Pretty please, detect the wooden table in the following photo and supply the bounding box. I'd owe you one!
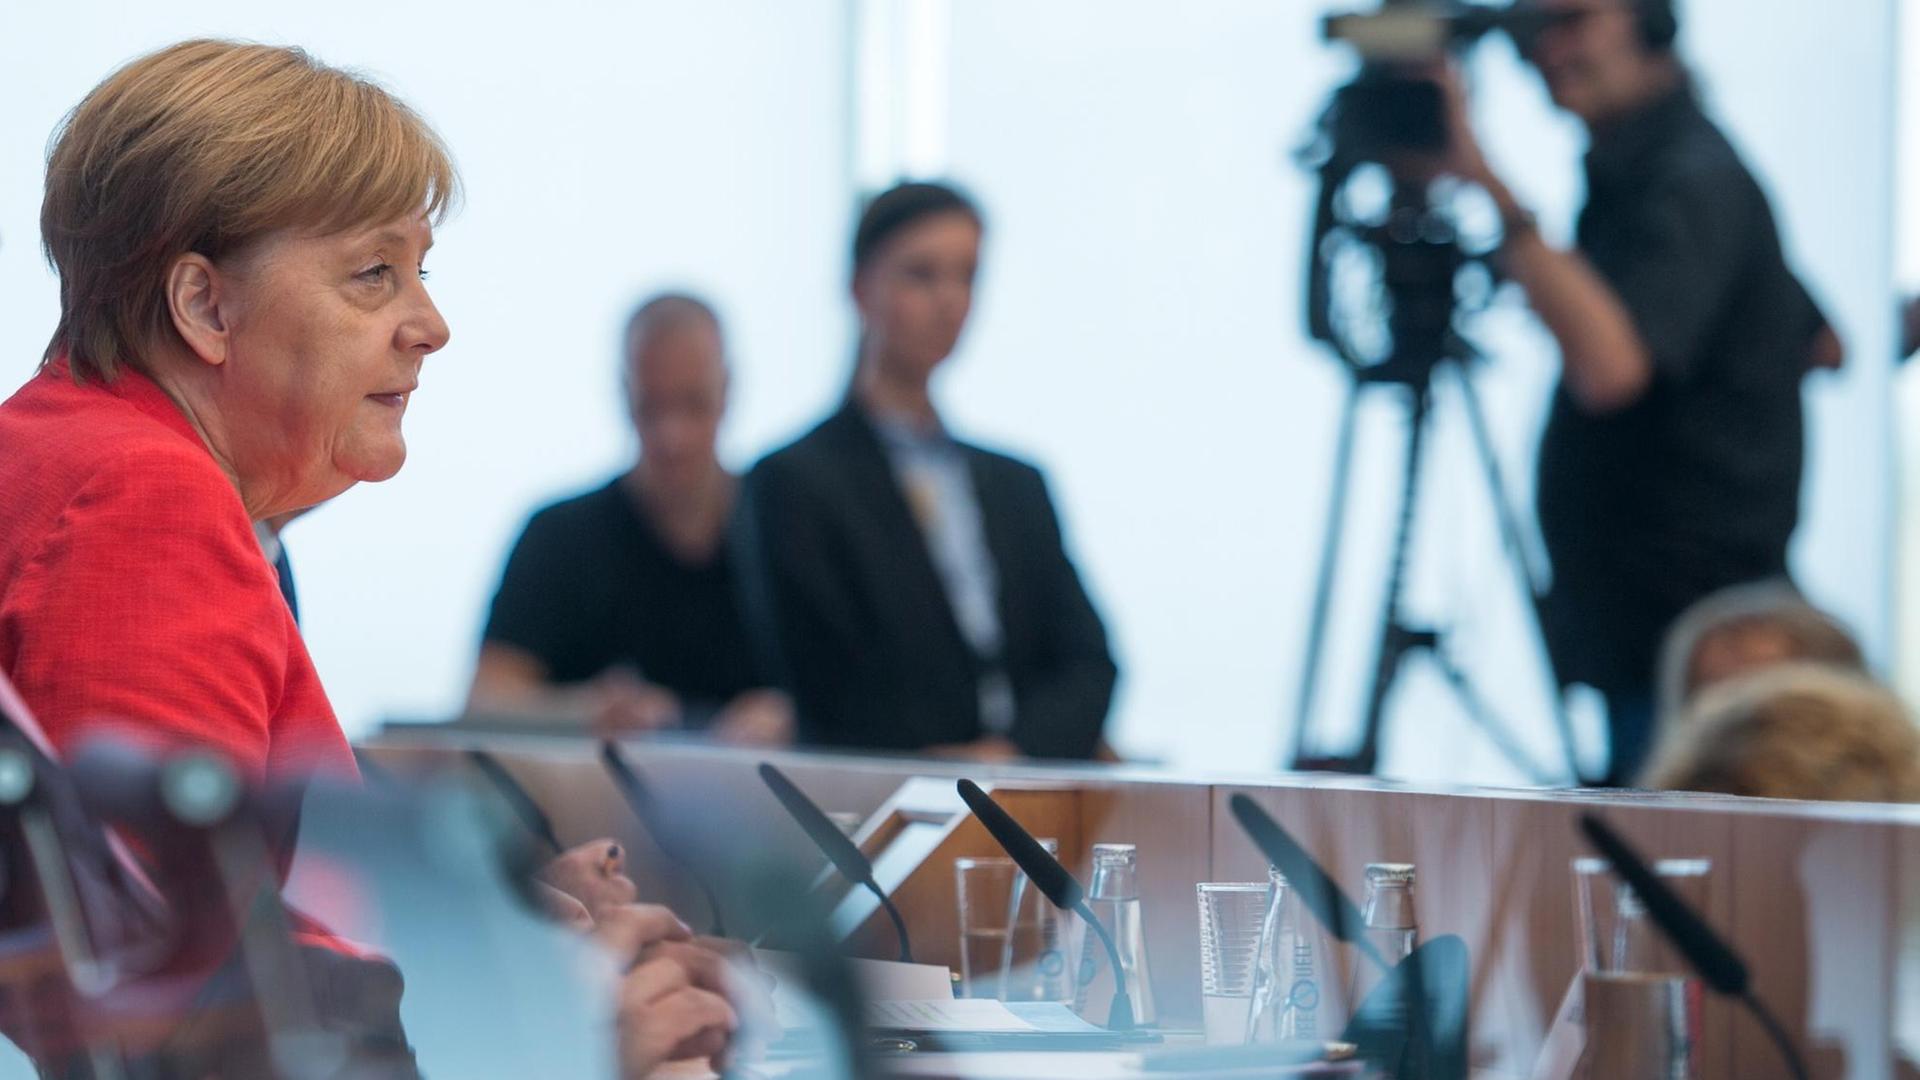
[362,728,1920,1079]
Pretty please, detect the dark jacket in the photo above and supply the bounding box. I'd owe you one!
[739,401,1117,759]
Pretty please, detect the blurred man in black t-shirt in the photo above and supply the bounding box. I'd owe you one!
[1434,0,1837,783]
[468,293,793,745]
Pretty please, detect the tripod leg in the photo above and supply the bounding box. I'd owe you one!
[1350,380,1432,775]
[1423,648,1557,785]
[1289,379,1364,767]
[1448,363,1544,591]
[1447,363,1585,784]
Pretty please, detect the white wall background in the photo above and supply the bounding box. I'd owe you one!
[0,2,1900,788]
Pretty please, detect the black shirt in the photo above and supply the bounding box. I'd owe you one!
[1536,82,1824,696]
[482,479,764,720]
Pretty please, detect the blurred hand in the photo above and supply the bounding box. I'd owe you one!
[1808,324,1845,371]
[1428,60,1498,189]
[712,690,796,748]
[614,951,737,1077]
[596,907,759,1076]
[587,669,682,735]
[539,838,639,920]
[593,903,694,961]
[641,940,775,1067]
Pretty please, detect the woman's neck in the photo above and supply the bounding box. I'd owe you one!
[141,343,302,520]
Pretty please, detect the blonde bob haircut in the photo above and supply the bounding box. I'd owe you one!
[40,39,460,382]
[1643,663,1920,804]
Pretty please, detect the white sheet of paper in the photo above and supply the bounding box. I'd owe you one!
[844,957,956,1001]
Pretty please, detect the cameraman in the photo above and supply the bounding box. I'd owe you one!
[1432,0,1838,784]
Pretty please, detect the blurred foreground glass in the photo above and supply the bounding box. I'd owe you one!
[1197,882,1269,1043]
[1570,856,1712,1079]
[954,841,1069,1001]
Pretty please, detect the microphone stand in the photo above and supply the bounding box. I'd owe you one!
[1072,899,1135,1031]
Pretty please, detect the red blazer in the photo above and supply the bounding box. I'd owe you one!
[0,360,352,783]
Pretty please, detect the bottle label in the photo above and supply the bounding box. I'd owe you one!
[1287,940,1318,1038]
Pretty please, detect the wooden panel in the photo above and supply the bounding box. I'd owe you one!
[1723,811,1895,1079]
[1893,826,1920,1072]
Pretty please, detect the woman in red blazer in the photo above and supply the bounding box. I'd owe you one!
[1,40,742,1077]
[1,40,457,783]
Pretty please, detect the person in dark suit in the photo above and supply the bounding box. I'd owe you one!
[741,181,1117,761]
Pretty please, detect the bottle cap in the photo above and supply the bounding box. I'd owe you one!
[1365,862,1416,886]
[1092,843,1137,864]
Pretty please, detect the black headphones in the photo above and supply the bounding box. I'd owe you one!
[1637,0,1680,51]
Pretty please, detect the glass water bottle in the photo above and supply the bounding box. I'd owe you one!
[1247,865,1328,1043]
[1074,843,1156,1026]
[1349,862,1418,1008]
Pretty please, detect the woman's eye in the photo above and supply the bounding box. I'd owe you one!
[418,267,432,282]
[357,263,394,283]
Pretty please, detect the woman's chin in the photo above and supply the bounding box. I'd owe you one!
[342,441,408,484]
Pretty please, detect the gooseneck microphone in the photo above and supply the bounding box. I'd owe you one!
[1228,793,1389,972]
[599,741,726,937]
[757,763,913,964]
[955,779,1135,1031]
[1578,814,1809,1080]
[467,750,564,857]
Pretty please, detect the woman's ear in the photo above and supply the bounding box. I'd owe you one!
[165,253,232,367]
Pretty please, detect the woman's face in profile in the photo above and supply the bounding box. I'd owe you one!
[211,214,450,506]
[855,211,980,382]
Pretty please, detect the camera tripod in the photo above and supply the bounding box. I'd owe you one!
[1287,183,1582,785]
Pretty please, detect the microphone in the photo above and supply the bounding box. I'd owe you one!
[1578,814,1808,1080]
[757,762,912,964]
[955,779,1134,1031]
[65,738,307,859]
[1228,793,1388,972]
[466,750,564,857]
[68,740,247,829]
[599,741,727,936]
